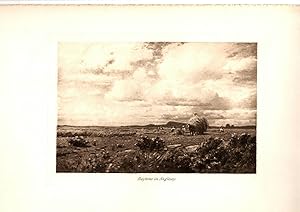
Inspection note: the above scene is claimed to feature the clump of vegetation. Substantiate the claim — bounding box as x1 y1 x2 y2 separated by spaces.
135 136 165 151
174 129 184 135
156 148 193 172
69 136 90 147
190 133 256 173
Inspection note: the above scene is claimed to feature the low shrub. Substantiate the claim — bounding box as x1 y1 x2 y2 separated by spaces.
135 136 165 151
69 136 90 147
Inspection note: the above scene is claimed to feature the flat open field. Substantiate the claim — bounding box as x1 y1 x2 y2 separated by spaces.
56 125 256 173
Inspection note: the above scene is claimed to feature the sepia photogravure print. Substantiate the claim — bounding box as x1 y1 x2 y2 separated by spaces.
56 42 257 173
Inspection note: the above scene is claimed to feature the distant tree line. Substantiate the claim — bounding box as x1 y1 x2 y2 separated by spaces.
225 124 235 128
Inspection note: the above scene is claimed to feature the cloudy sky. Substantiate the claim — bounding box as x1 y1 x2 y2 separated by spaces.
58 42 256 126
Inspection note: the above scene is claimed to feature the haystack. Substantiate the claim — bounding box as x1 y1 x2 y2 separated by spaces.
187 113 209 135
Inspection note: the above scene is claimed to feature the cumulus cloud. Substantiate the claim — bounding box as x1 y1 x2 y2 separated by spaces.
233 68 257 85
160 109 256 126
104 43 256 107
58 42 257 126
237 93 257 109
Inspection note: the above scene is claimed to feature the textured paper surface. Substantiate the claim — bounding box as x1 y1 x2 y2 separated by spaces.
0 5 299 212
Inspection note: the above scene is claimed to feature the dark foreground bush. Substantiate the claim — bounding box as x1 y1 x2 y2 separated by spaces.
69 136 90 147
135 136 165 151
190 133 256 173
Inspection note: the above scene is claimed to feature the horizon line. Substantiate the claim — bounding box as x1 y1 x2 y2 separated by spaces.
57 123 257 128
